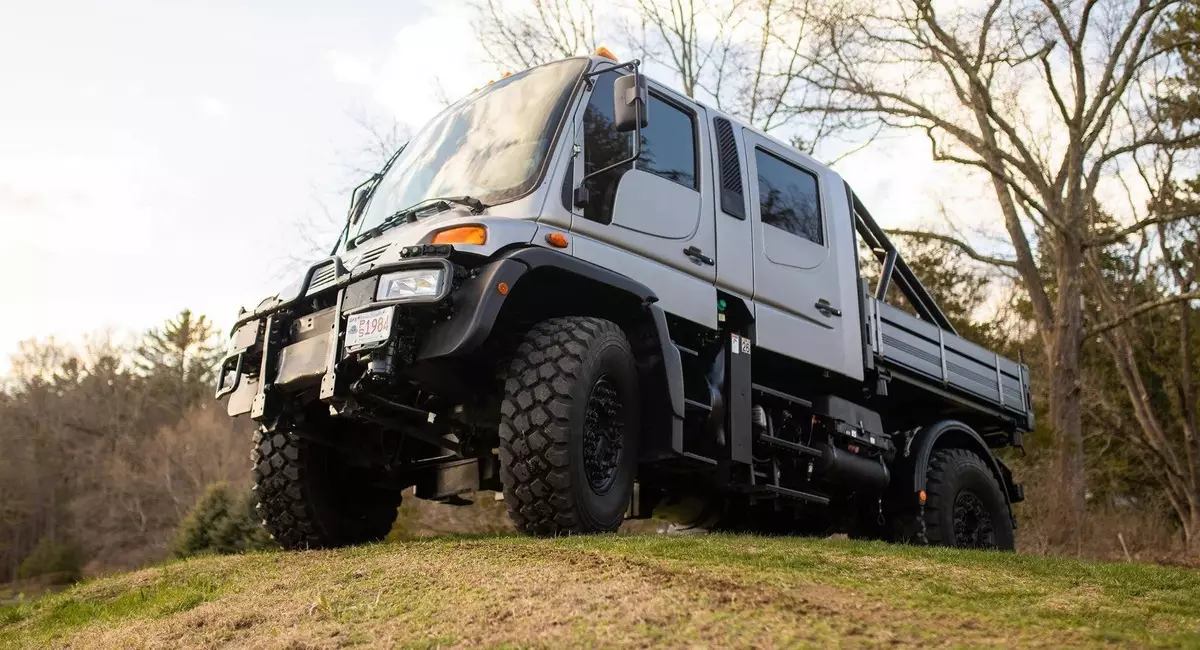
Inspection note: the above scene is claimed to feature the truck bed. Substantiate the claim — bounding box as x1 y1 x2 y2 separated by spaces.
865 296 1033 430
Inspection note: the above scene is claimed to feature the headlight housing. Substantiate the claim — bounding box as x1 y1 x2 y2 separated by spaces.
375 268 444 301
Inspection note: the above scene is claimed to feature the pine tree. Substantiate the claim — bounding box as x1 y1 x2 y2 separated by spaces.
134 310 222 413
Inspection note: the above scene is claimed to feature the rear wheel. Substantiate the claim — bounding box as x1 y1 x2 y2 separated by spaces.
921 448 1014 550
498 317 639 536
253 428 402 550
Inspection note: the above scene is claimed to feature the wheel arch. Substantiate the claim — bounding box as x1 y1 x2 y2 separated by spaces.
906 419 1016 510
417 247 685 449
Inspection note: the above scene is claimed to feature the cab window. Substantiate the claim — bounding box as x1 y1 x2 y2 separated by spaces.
754 148 823 245
582 74 698 223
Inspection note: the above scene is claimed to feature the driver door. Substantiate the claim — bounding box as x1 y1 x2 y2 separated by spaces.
566 71 718 329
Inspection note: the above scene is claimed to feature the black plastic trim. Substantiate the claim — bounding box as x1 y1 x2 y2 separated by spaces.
416 258 527 360
498 246 657 302
906 419 1014 507
713 117 746 219
650 302 686 422
415 247 684 424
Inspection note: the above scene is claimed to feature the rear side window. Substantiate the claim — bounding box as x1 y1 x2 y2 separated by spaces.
755 148 823 245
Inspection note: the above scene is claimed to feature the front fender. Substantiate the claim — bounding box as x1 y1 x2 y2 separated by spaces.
416 247 684 422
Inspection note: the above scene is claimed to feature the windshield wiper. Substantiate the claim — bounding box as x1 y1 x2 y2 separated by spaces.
430 195 486 213
348 195 487 250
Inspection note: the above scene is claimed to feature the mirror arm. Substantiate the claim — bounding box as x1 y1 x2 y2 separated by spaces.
584 59 640 81
576 101 643 187
574 101 642 208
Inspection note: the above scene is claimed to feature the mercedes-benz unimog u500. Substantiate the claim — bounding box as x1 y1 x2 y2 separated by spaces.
216 52 1032 551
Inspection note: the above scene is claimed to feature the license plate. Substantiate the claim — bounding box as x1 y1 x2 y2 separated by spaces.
345 307 393 347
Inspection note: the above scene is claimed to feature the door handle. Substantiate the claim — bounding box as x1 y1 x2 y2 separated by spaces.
683 246 714 266
815 299 842 318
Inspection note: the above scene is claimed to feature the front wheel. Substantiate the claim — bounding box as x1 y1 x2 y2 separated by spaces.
921 448 1015 550
498 317 640 536
253 428 402 550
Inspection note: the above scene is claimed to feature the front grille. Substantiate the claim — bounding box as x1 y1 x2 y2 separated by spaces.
307 263 338 294
355 244 389 268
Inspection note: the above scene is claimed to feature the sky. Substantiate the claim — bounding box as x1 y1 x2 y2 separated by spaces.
0 0 992 372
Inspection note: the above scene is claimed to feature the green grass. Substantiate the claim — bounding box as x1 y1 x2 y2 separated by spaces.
2 534 1198 648
0 565 226 646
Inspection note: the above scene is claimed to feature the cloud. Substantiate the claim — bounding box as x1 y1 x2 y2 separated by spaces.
324 49 375 86
372 2 491 128
0 183 49 214
199 96 231 118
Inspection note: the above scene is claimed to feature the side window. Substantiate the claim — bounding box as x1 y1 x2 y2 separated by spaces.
583 71 632 224
582 77 698 223
639 95 696 189
755 148 823 245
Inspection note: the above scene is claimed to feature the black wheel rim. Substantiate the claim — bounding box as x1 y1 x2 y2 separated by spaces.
952 490 996 548
582 374 623 493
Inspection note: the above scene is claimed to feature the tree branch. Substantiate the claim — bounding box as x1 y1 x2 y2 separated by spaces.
1086 291 1200 338
885 229 1019 269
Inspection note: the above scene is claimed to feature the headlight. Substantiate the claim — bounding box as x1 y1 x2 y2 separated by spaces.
376 268 443 301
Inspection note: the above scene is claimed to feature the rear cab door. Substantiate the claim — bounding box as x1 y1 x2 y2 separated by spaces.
741 130 863 381
564 69 718 329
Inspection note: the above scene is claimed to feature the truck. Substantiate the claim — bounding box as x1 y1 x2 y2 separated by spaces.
215 51 1031 551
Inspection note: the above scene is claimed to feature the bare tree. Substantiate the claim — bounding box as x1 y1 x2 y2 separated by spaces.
1089 216 1200 545
623 0 744 99
469 0 854 153
787 0 1200 544
471 0 599 70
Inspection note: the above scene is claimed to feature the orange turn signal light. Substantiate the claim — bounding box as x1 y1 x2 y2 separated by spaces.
594 47 618 61
432 226 487 245
545 232 568 248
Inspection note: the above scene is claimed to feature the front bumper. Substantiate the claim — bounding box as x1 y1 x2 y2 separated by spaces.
215 253 456 420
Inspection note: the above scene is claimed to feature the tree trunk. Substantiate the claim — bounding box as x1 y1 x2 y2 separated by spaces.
1049 234 1087 551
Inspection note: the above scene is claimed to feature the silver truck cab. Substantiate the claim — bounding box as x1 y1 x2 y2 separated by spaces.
217 53 1030 551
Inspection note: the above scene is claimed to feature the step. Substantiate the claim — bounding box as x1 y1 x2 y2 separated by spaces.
681 451 718 466
674 343 700 357
761 484 830 505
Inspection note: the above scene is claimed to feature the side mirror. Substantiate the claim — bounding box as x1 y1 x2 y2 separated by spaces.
613 73 649 133
348 178 377 226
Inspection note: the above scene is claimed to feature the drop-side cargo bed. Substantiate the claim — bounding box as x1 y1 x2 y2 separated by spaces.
865 296 1033 431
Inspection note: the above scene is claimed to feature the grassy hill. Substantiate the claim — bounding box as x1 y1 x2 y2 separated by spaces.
1 534 1198 648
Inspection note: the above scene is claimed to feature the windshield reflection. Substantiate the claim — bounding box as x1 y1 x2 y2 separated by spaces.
355 58 587 236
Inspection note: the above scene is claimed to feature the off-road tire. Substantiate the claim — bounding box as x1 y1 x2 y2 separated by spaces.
498 317 639 536
253 428 401 550
921 448 1014 550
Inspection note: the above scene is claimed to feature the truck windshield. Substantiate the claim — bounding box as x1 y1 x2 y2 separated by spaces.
353 58 587 239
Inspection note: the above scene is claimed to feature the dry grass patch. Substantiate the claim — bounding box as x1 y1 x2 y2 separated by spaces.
2 535 1198 649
